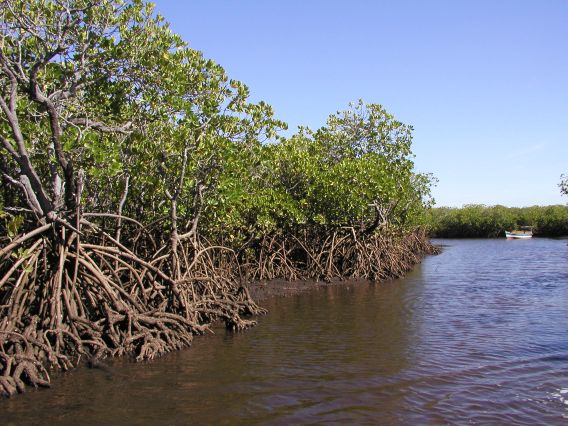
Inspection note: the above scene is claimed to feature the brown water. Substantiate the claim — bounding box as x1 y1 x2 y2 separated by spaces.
3 238 568 425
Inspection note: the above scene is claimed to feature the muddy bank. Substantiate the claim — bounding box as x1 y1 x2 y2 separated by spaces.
246 230 440 303
246 278 366 303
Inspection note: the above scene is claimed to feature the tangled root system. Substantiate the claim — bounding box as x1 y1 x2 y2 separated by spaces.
247 227 438 282
1 219 434 398
0 219 264 397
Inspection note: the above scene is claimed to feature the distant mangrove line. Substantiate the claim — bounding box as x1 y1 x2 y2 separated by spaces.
0 0 436 396
427 205 568 238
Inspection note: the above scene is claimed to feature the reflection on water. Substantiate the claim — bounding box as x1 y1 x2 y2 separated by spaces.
3 238 568 424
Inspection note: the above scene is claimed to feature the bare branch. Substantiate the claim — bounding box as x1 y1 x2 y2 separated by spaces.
66 117 133 134
0 133 17 157
1 171 23 190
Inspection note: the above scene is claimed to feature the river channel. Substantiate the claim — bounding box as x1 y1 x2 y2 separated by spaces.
3 238 568 424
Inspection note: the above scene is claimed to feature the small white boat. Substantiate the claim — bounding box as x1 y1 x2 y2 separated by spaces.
505 227 533 239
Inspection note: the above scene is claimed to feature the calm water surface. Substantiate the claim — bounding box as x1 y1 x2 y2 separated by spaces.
3 238 568 425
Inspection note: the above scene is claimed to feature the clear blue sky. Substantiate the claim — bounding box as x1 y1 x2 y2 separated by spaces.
152 0 568 207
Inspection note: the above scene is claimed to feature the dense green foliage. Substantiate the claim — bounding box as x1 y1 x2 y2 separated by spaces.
203 102 435 247
0 0 433 247
427 205 568 238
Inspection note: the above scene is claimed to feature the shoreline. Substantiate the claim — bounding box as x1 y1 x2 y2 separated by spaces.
246 277 373 303
245 243 440 304
0 230 437 398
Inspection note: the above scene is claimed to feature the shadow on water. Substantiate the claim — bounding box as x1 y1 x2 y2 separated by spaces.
2 238 568 425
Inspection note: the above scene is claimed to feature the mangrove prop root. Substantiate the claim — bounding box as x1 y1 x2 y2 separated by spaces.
1 222 433 398
0 225 264 397
247 227 438 282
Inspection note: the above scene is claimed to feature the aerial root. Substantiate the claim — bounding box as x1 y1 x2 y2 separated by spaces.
0 226 266 397
1 221 433 397
248 227 436 282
